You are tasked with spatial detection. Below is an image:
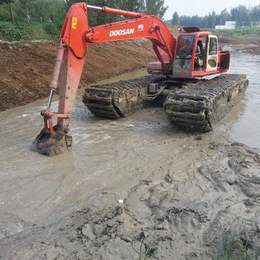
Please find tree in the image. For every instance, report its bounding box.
[145,0,168,19]
[64,0,83,9]
[207,11,216,28]
[231,5,250,27]
[219,8,229,25]
[31,0,66,23]
[0,0,14,23]
[172,11,179,25]
[251,5,260,25]
[19,0,33,22]
[63,0,126,26]
[119,0,145,12]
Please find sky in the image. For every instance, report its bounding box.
[163,0,260,20]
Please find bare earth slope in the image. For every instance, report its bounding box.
[0,39,153,111]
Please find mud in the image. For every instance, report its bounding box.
[1,142,260,260]
[1,75,260,259]
[218,35,260,55]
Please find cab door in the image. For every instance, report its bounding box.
[206,35,218,71]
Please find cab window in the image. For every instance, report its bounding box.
[174,35,195,71]
[209,38,217,55]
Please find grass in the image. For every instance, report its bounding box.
[120,238,155,260]
[0,21,60,41]
[216,242,260,260]
[210,27,260,38]
[215,229,260,260]
[137,239,154,260]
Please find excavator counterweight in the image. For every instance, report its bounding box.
[31,2,248,156]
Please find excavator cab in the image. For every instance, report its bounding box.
[172,28,230,79]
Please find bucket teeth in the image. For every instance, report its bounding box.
[31,126,72,156]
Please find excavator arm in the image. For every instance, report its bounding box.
[85,15,175,67]
[31,2,176,156]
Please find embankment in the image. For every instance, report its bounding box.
[0,39,154,111]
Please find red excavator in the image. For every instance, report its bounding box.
[31,2,248,156]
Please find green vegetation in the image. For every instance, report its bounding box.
[211,27,260,38]
[214,227,260,260]
[0,21,61,40]
[1,0,259,41]
[215,240,260,260]
[0,0,168,41]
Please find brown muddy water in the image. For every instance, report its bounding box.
[0,52,260,259]
[227,51,260,148]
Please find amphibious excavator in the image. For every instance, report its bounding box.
[31,2,248,156]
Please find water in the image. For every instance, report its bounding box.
[0,52,259,238]
[228,51,260,148]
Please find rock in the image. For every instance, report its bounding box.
[82,224,95,240]
[93,224,105,237]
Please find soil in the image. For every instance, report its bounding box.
[0,39,155,111]
[218,35,260,55]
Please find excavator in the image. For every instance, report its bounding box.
[31,2,248,156]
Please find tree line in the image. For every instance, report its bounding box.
[0,0,168,25]
[171,5,260,28]
[0,0,168,40]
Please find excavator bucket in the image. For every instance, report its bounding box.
[31,125,72,156]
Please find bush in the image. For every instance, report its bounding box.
[0,22,31,41]
[0,21,61,41]
[43,23,60,38]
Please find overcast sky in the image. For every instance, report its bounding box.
[163,0,260,20]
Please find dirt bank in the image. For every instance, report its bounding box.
[0,39,156,111]
[218,35,260,55]
[1,141,260,259]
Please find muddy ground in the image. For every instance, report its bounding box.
[0,30,260,259]
[218,35,260,55]
[1,137,260,260]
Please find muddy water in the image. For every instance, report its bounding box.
[228,51,260,148]
[0,52,259,241]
